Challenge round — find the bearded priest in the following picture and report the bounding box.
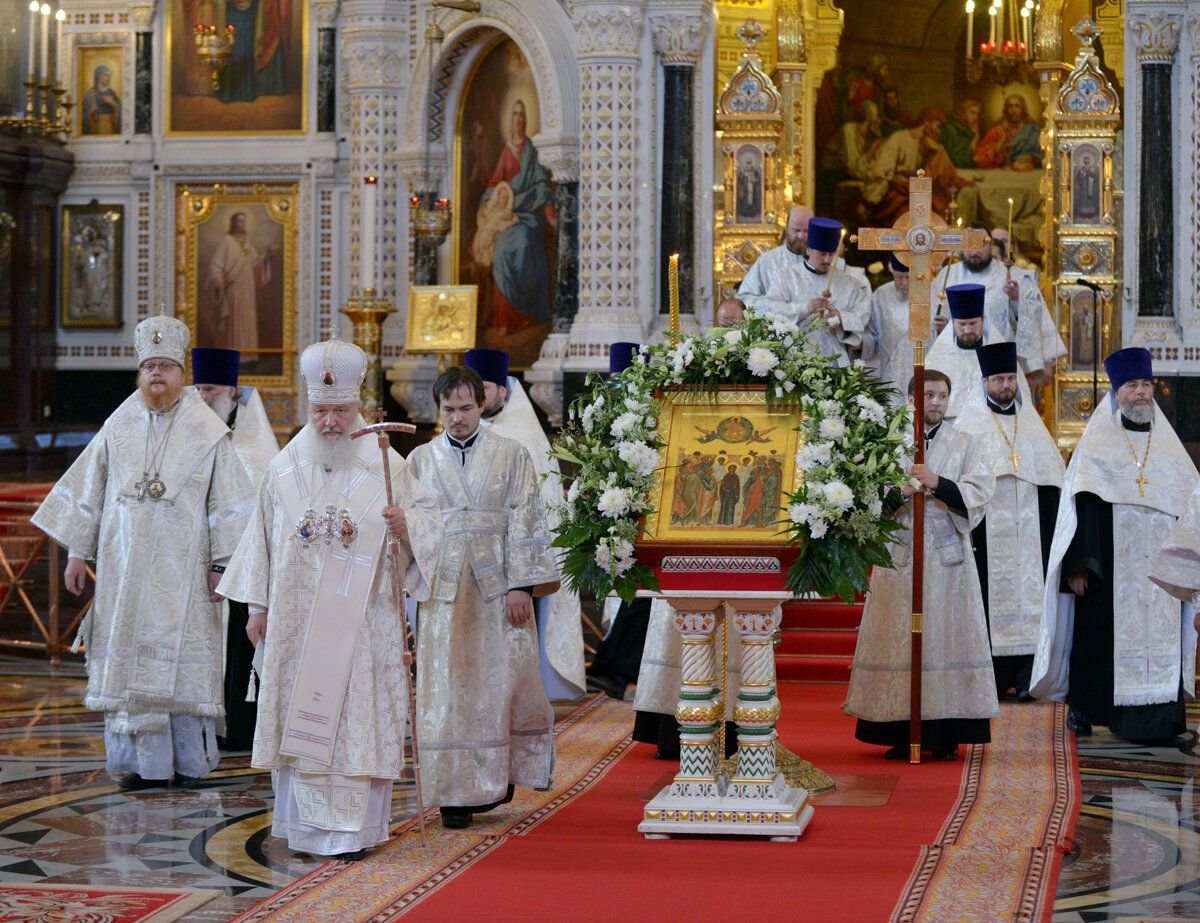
[32,312,253,790]
[217,333,443,859]
[1032,348,1198,743]
[953,342,1064,700]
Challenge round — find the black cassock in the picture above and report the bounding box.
[219,599,258,751]
[1060,487,1186,741]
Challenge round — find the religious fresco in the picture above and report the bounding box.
[176,182,297,387]
[813,2,1046,267]
[165,0,306,134]
[643,391,801,545]
[75,46,123,136]
[454,38,555,370]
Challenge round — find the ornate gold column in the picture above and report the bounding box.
[340,291,396,408]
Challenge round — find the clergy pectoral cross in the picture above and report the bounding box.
[1008,451,1021,474]
[1135,470,1149,497]
[852,173,990,343]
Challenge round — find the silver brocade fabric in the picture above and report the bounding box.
[407,429,559,806]
[31,390,252,733]
[862,280,938,405]
[844,421,1000,724]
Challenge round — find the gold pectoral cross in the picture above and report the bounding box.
[1009,451,1020,474]
[1135,470,1148,497]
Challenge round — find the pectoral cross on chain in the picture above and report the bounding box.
[1008,450,1021,474]
[1135,470,1149,497]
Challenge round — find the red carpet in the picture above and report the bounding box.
[239,686,1077,922]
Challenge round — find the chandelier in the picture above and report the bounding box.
[964,0,1039,84]
[194,23,236,93]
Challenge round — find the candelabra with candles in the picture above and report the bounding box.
[194,23,237,92]
[340,175,396,409]
[965,0,1038,84]
[1,3,73,138]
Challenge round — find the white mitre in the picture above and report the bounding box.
[300,332,366,403]
[135,309,190,366]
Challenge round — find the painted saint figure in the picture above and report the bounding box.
[205,212,274,354]
[974,93,1043,171]
[82,64,121,135]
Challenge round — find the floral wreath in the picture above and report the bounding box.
[552,309,914,603]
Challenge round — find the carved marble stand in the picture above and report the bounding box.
[639,595,815,842]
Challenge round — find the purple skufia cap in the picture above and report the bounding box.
[1103,347,1153,392]
[806,217,843,254]
[464,348,510,387]
[191,347,239,386]
[888,252,909,273]
[609,342,639,374]
[976,341,1017,378]
[946,284,985,319]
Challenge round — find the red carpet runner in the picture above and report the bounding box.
[237,687,1077,922]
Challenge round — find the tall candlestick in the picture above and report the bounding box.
[360,175,377,292]
[965,1,974,57]
[822,228,847,299]
[55,8,64,87]
[668,253,680,335]
[40,4,50,85]
[1006,197,1014,253]
[27,1,38,78]
[988,6,996,46]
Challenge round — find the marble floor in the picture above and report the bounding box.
[0,657,1194,921]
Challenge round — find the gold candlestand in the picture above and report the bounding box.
[340,288,397,408]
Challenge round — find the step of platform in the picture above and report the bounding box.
[776,653,854,684]
[776,594,865,684]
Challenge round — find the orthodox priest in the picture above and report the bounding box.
[737,205,813,298]
[953,343,1064,700]
[932,223,1064,380]
[32,313,252,790]
[844,370,999,760]
[217,334,442,858]
[738,216,870,365]
[407,366,560,830]
[464,347,585,701]
[861,253,936,403]
[1032,348,1198,743]
[192,347,279,750]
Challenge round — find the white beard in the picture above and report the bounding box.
[1119,400,1153,425]
[311,415,365,471]
[209,392,237,423]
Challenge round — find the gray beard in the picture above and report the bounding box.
[209,393,237,423]
[312,432,359,471]
[1119,400,1154,425]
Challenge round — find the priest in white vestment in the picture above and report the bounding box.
[218,334,442,858]
[861,253,937,404]
[737,206,812,298]
[927,283,1030,419]
[32,313,253,790]
[844,369,999,760]
[739,216,870,366]
[464,348,585,701]
[954,343,1064,700]
[932,223,1065,380]
[407,366,560,830]
[191,347,281,751]
[1032,348,1198,743]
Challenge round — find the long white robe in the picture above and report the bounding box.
[31,390,252,763]
[407,429,560,807]
[229,386,279,489]
[218,425,442,854]
[953,388,1065,656]
[741,259,871,365]
[1149,482,1200,606]
[925,322,1033,419]
[933,259,1065,372]
[1031,397,1199,705]
[843,422,1000,724]
[739,244,866,301]
[484,376,586,700]
[862,280,937,404]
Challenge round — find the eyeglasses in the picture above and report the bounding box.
[140,361,181,373]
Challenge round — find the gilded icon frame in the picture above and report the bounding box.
[405,285,479,355]
[60,203,124,329]
[174,181,298,389]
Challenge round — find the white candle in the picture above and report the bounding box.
[1021,8,1030,59]
[27,1,38,78]
[988,6,996,46]
[965,1,974,57]
[55,9,64,87]
[40,4,49,85]
[360,175,377,292]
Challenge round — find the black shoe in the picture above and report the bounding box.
[1016,690,1037,703]
[118,773,169,791]
[586,673,627,700]
[440,807,472,829]
[334,849,369,862]
[172,773,205,789]
[883,744,908,760]
[930,746,959,761]
[1066,711,1092,735]
[472,784,515,815]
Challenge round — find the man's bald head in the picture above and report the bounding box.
[784,206,814,255]
[716,297,745,327]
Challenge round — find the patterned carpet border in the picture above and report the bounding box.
[232,695,633,922]
[890,702,1080,923]
[0,881,216,922]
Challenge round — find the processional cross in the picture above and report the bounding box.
[852,171,988,764]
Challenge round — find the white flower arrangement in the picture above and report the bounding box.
[552,309,912,602]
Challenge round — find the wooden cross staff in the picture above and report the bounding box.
[852,171,988,764]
